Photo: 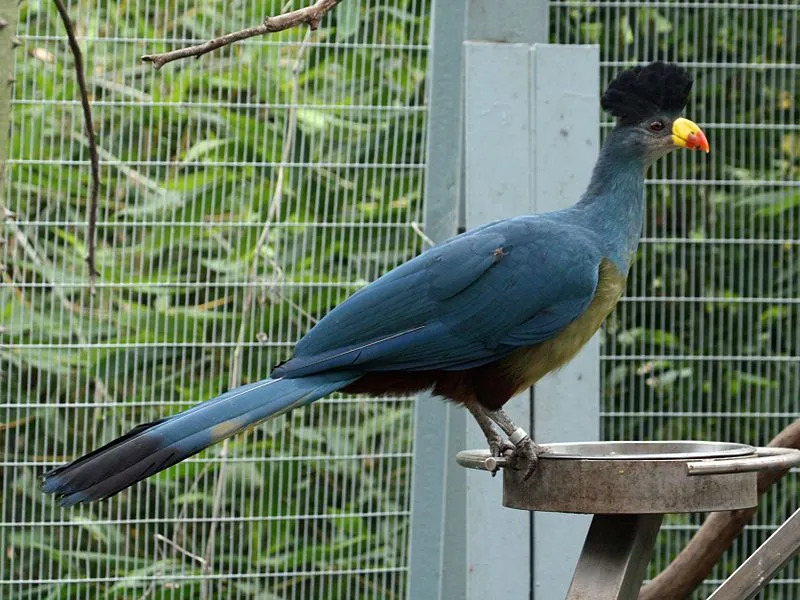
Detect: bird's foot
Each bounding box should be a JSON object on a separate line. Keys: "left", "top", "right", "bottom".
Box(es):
{"left": 484, "top": 408, "right": 539, "bottom": 478}
{"left": 489, "top": 436, "right": 515, "bottom": 458}
{"left": 486, "top": 433, "right": 514, "bottom": 476}
{"left": 508, "top": 437, "right": 540, "bottom": 480}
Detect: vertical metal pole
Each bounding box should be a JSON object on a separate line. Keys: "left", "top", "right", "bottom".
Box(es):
{"left": 462, "top": 40, "right": 599, "bottom": 600}
{"left": 463, "top": 41, "right": 533, "bottom": 600}
{"left": 408, "top": 1, "right": 466, "bottom": 598}
{"left": 466, "top": 0, "right": 548, "bottom": 42}
{"left": 529, "top": 43, "right": 600, "bottom": 600}
{"left": 0, "top": 1, "right": 18, "bottom": 195}
{"left": 461, "top": 4, "right": 551, "bottom": 598}
{"left": 464, "top": 10, "right": 601, "bottom": 600}
{"left": 410, "top": 2, "right": 600, "bottom": 599}
{"left": 566, "top": 514, "right": 663, "bottom": 600}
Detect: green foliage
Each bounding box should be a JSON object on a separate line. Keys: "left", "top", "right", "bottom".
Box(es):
{"left": 6, "top": 1, "right": 800, "bottom": 598}
{"left": 2, "top": 1, "right": 427, "bottom": 598}
{"left": 553, "top": 3, "right": 800, "bottom": 598}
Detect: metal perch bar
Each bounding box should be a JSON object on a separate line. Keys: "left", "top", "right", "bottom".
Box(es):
{"left": 686, "top": 446, "right": 800, "bottom": 476}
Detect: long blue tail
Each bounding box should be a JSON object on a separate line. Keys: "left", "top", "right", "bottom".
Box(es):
{"left": 41, "top": 373, "right": 357, "bottom": 506}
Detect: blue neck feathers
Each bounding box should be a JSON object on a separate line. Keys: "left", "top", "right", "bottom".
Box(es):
{"left": 571, "top": 127, "right": 648, "bottom": 273}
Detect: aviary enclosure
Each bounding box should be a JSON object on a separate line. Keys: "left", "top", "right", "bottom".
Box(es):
{"left": 2, "top": 1, "right": 799, "bottom": 598}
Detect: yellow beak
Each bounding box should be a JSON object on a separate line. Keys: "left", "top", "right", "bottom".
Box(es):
{"left": 672, "top": 117, "right": 710, "bottom": 153}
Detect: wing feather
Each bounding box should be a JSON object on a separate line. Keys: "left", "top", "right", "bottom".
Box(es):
{"left": 273, "top": 216, "right": 603, "bottom": 377}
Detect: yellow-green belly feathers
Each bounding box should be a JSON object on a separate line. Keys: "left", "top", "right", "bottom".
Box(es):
{"left": 501, "top": 258, "right": 625, "bottom": 394}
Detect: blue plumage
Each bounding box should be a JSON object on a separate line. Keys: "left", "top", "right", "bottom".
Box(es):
{"left": 42, "top": 61, "right": 708, "bottom": 505}
{"left": 275, "top": 217, "right": 603, "bottom": 376}
{"left": 42, "top": 374, "right": 359, "bottom": 506}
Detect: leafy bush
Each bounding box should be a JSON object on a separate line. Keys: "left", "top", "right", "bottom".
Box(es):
{"left": 2, "top": 1, "right": 427, "bottom": 598}
{"left": 553, "top": 3, "right": 800, "bottom": 597}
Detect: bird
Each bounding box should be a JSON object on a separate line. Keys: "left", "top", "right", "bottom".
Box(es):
{"left": 42, "top": 61, "right": 709, "bottom": 507}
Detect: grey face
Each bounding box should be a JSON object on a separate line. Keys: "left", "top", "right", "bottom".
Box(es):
{"left": 629, "top": 114, "right": 681, "bottom": 164}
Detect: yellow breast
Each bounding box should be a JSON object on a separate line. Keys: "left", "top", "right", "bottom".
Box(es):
{"left": 501, "top": 258, "right": 625, "bottom": 392}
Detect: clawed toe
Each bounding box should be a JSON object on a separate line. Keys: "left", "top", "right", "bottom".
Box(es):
{"left": 509, "top": 438, "right": 540, "bottom": 480}
{"left": 489, "top": 438, "right": 515, "bottom": 458}
{"left": 487, "top": 436, "right": 512, "bottom": 476}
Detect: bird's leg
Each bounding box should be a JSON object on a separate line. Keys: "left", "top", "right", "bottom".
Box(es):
{"left": 486, "top": 408, "right": 540, "bottom": 480}
{"left": 462, "top": 399, "right": 513, "bottom": 471}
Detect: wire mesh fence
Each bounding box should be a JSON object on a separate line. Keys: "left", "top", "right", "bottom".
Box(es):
{"left": 552, "top": 1, "right": 800, "bottom": 597}
{"left": 1, "top": 1, "right": 428, "bottom": 598}
{"left": 4, "top": 1, "right": 800, "bottom": 598}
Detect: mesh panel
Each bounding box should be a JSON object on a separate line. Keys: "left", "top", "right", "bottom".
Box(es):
{"left": 6, "top": 1, "right": 799, "bottom": 597}
{"left": 1, "top": 1, "right": 428, "bottom": 598}
{"left": 552, "top": 2, "right": 800, "bottom": 597}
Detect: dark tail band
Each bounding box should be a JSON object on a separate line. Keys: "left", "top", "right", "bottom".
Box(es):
{"left": 42, "top": 373, "right": 357, "bottom": 506}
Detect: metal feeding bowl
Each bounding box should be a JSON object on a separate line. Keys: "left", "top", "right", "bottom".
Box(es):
{"left": 534, "top": 440, "right": 753, "bottom": 460}
{"left": 456, "top": 440, "right": 800, "bottom": 514}
{"left": 457, "top": 440, "right": 800, "bottom": 599}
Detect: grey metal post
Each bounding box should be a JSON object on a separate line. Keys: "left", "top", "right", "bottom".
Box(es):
{"left": 462, "top": 4, "right": 552, "bottom": 599}
{"left": 529, "top": 44, "right": 600, "bottom": 600}
{"left": 463, "top": 40, "right": 599, "bottom": 599}
{"left": 464, "top": 0, "right": 549, "bottom": 600}
{"left": 409, "top": 3, "right": 550, "bottom": 598}
{"left": 566, "top": 514, "right": 664, "bottom": 599}
{"left": 408, "top": 1, "right": 467, "bottom": 598}
{"left": 462, "top": 40, "right": 532, "bottom": 599}
{"left": 410, "top": 1, "right": 599, "bottom": 598}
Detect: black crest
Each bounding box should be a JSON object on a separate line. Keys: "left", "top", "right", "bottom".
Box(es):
{"left": 601, "top": 61, "right": 693, "bottom": 124}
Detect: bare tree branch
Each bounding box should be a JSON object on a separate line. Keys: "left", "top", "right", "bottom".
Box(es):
{"left": 639, "top": 418, "right": 800, "bottom": 600}
{"left": 141, "top": 0, "right": 343, "bottom": 70}
{"left": 52, "top": 0, "right": 100, "bottom": 294}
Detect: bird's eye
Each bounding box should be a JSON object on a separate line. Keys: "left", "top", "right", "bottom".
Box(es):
{"left": 649, "top": 120, "right": 665, "bottom": 132}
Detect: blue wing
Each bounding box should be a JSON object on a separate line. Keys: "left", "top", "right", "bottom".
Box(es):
{"left": 272, "top": 215, "right": 603, "bottom": 378}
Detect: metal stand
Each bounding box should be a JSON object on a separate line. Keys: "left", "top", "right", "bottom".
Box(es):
{"left": 708, "top": 505, "right": 800, "bottom": 600}
{"left": 457, "top": 441, "right": 800, "bottom": 600}
{"left": 567, "top": 514, "right": 662, "bottom": 600}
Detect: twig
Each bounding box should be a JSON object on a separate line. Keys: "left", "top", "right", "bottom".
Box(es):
{"left": 410, "top": 221, "right": 434, "bottom": 248}
{"left": 6, "top": 219, "right": 87, "bottom": 342}
{"left": 52, "top": 0, "right": 100, "bottom": 294}
{"left": 155, "top": 533, "right": 207, "bottom": 566}
{"left": 3, "top": 213, "right": 119, "bottom": 475}
{"left": 141, "top": 0, "right": 343, "bottom": 70}
{"left": 639, "top": 418, "right": 800, "bottom": 600}
{"left": 259, "top": 257, "right": 320, "bottom": 326}
{"left": 199, "top": 31, "right": 313, "bottom": 600}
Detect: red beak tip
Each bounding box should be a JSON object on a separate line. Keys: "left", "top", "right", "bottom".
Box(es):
{"left": 688, "top": 131, "right": 710, "bottom": 153}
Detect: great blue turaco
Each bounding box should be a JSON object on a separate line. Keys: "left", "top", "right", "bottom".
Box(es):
{"left": 43, "top": 61, "right": 709, "bottom": 506}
